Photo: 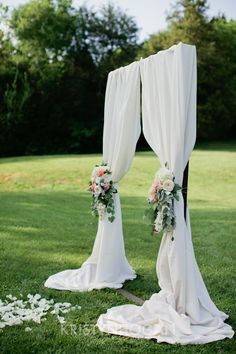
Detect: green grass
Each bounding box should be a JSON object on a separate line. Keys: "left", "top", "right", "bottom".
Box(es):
{"left": 0, "top": 142, "right": 235, "bottom": 353}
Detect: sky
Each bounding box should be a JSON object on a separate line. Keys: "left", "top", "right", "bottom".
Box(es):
{"left": 2, "top": 0, "right": 236, "bottom": 41}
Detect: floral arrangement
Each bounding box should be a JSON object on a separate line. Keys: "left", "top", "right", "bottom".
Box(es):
{"left": 144, "top": 164, "right": 181, "bottom": 240}
{"left": 88, "top": 162, "right": 117, "bottom": 222}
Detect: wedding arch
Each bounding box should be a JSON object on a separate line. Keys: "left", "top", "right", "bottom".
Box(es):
{"left": 45, "top": 42, "right": 234, "bottom": 344}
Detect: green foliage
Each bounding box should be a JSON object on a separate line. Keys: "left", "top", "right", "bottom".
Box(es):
{"left": 0, "top": 0, "right": 235, "bottom": 157}
{"left": 0, "top": 0, "right": 139, "bottom": 157}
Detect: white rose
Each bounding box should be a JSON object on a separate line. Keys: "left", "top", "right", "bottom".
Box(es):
{"left": 94, "top": 185, "right": 102, "bottom": 195}
{"left": 163, "top": 179, "right": 175, "bottom": 192}
{"left": 156, "top": 167, "right": 173, "bottom": 182}
{"left": 163, "top": 179, "right": 174, "bottom": 192}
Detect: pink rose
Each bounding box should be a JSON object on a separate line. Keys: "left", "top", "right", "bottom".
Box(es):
{"left": 154, "top": 179, "right": 163, "bottom": 190}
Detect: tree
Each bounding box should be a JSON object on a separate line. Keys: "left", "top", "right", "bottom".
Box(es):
{"left": 0, "top": 0, "right": 139, "bottom": 156}
{"left": 140, "top": 0, "right": 236, "bottom": 140}
{"left": 1, "top": 0, "right": 234, "bottom": 156}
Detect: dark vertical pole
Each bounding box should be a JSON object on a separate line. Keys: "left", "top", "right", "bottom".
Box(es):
{"left": 182, "top": 162, "right": 189, "bottom": 221}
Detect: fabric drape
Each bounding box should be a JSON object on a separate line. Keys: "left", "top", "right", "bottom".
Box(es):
{"left": 97, "top": 43, "right": 234, "bottom": 344}
{"left": 44, "top": 61, "right": 141, "bottom": 291}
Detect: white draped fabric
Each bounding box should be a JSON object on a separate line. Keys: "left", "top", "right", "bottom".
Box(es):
{"left": 45, "top": 61, "right": 141, "bottom": 291}
{"left": 97, "top": 43, "right": 234, "bottom": 344}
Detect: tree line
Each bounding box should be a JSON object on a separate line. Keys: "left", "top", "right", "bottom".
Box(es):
{"left": 0, "top": 0, "right": 235, "bottom": 157}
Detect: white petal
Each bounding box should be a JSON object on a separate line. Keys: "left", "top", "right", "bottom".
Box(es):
{"left": 25, "top": 327, "right": 32, "bottom": 332}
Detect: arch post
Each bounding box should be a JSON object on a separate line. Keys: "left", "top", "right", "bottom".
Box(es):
{"left": 182, "top": 161, "right": 189, "bottom": 221}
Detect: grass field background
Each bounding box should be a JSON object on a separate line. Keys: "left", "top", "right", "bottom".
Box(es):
{"left": 0, "top": 142, "right": 235, "bottom": 353}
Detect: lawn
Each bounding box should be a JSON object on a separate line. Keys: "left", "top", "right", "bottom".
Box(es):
{"left": 0, "top": 142, "right": 235, "bottom": 353}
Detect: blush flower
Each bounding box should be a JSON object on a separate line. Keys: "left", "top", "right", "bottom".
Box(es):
{"left": 150, "top": 192, "right": 157, "bottom": 202}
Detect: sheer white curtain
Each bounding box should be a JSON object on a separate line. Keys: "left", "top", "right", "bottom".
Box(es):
{"left": 97, "top": 43, "right": 234, "bottom": 344}
{"left": 45, "top": 61, "right": 141, "bottom": 291}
